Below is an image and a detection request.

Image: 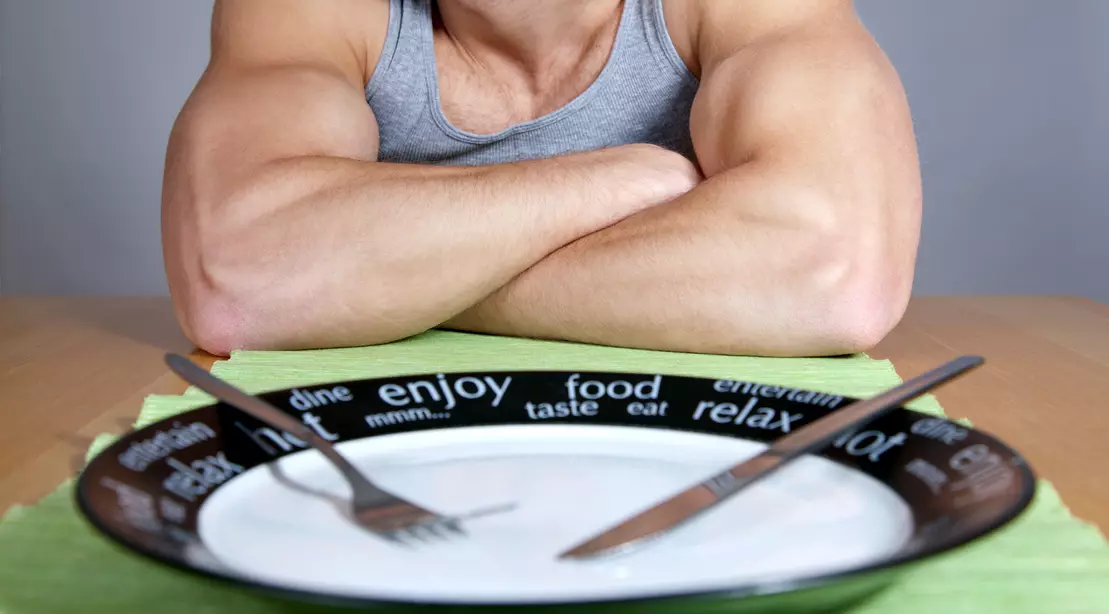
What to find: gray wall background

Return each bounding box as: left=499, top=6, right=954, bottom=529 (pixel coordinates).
left=1, top=0, right=1106, bottom=300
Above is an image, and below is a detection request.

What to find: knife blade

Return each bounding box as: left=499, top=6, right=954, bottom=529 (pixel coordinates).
left=557, top=355, right=985, bottom=560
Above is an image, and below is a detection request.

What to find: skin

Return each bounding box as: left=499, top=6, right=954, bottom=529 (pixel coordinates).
left=162, top=0, right=921, bottom=358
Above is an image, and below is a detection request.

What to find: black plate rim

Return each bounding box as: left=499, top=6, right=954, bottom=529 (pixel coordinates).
left=74, top=369, right=1039, bottom=609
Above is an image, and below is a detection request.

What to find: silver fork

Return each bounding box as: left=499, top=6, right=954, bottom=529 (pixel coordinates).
left=165, top=353, right=463, bottom=542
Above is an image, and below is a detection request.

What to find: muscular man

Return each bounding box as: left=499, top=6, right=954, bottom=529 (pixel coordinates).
left=162, top=0, right=921, bottom=358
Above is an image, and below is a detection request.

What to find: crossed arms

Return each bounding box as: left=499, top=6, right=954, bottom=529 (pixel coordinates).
left=162, top=0, right=921, bottom=358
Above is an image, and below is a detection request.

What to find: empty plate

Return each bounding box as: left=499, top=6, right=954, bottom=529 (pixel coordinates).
left=76, top=370, right=1035, bottom=612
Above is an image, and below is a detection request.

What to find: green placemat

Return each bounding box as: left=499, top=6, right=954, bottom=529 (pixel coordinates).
left=2, top=331, right=1107, bottom=613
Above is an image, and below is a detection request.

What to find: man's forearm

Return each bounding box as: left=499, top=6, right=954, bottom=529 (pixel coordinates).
left=444, top=7, right=921, bottom=358
left=166, top=145, right=695, bottom=354
left=443, top=165, right=908, bottom=357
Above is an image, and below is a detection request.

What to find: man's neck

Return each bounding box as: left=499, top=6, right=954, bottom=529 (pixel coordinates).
left=434, top=0, right=624, bottom=76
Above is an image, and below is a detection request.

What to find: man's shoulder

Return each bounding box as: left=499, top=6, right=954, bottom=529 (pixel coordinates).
left=211, top=0, right=390, bottom=84
left=661, top=0, right=860, bottom=75
left=659, top=0, right=768, bottom=77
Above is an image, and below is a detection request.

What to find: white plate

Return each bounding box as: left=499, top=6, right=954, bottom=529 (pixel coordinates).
left=77, top=370, right=1035, bottom=611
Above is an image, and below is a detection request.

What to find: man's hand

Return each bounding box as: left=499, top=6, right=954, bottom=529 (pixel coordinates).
left=162, top=1, right=699, bottom=355
left=444, top=0, right=922, bottom=356
left=598, top=144, right=702, bottom=215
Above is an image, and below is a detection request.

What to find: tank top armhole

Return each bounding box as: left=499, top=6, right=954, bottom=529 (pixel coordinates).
left=646, top=0, right=699, bottom=84
left=365, top=0, right=405, bottom=101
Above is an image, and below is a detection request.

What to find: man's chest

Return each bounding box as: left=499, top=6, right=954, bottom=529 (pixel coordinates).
left=432, top=32, right=617, bottom=135
left=365, top=0, right=701, bottom=136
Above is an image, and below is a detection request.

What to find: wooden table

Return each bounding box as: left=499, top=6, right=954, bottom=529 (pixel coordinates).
left=2, top=296, right=1107, bottom=537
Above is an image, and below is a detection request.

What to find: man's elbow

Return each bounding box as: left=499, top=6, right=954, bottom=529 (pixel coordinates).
left=816, top=256, right=912, bottom=356
left=166, top=242, right=278, bottom=356
left=172, top=283, right=251, bottom=357
left=170, top=272, right=426, bottom=356
left=821, top=290, right=906, bottom=355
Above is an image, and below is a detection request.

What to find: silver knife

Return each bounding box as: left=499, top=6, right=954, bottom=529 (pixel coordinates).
left=557, top=355, right=985, bottom=560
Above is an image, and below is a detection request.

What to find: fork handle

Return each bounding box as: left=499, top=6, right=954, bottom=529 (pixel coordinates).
left=165, top=353, right=377, bottom=495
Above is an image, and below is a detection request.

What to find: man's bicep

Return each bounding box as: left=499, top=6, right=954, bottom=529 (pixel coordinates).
left=688, top=2, right=918, bottom=189
left=167, top=0, right=383, bottom=206
left=171, top=65, right=380, bottom=183
left=684, top=1, right=921, bottom=330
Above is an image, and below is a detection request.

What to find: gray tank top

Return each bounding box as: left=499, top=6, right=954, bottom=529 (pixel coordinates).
left=364, top=0, right=700, bottom=166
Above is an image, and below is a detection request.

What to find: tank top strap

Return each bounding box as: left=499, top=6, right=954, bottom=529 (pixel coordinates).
left=639, top=0, right=698, bottom=80
left=365, top=0, right=423, bottom=103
